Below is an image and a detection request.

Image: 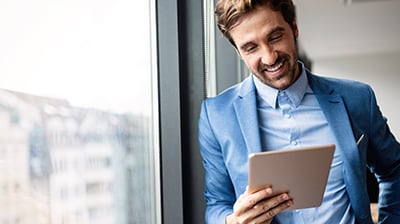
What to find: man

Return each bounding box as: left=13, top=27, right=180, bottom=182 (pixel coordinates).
left=198, top=0, right=400, bottom=223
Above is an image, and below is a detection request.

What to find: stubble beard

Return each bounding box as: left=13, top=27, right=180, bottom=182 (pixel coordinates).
left=256, top=51, right=298, bottom=90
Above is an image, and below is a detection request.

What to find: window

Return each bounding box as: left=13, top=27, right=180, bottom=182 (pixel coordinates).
left=0, top=0, right=160, bottom=224
left=203, top=0, right=249, bottom=96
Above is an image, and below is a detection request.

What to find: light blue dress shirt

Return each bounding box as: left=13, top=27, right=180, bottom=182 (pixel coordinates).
left=253, top=63, right=355, bottom=224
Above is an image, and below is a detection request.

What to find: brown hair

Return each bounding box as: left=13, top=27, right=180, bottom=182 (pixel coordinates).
left=215, top=0, right=296, bottom=46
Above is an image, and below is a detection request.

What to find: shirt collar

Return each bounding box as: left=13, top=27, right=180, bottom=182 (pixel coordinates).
left=253, top=61, right=309, bottom=109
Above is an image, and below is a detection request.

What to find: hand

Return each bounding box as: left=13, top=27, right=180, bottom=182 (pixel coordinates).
left=226, top=187, right=293, bottom=224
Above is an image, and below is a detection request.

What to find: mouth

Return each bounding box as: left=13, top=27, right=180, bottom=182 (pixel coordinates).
left=264, top=59, right=285, bottom=72
left=260, top=57, right=287, bottom=75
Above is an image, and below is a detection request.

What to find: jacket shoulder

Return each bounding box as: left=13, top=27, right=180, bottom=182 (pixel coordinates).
left=203, top=76, right=254, bottom=108
left=308, top=72, right=373, bottom=96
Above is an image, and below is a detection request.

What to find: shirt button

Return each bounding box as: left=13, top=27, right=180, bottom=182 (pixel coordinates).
left=284, top=114, right=291, bottom=119
left=291, top=140, right=297, bottom=146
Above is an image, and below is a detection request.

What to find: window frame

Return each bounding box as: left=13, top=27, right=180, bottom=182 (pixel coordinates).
left=156, top=0, right=184, bottom=223
left=156, top=0, right=245, bottom=223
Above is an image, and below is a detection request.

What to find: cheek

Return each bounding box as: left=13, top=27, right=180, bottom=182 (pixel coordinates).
left=280, top=39, right=297, bottom=56
left=242, top=55, right=260, bottom=71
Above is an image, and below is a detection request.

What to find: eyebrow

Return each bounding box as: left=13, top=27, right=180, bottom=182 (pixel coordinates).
left=239, top=26, right=286, bottom=51
left=268, top=26, right=285, bottom=37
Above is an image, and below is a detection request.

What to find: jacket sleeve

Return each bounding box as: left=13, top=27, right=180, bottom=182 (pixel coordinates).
left=365, top=86, right=400, bottom=223
left=198, top=100, right=236, bottom=224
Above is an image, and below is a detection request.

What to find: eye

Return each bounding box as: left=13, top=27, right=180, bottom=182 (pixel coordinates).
left=269, top=32, right=283, bottom=43
left=242, top=44, right=258, bottom=54
left=245, top=46, right=256, bottom=52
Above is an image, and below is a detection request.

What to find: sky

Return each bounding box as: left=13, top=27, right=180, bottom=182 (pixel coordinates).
left=0, top=0, right=154, bottom=115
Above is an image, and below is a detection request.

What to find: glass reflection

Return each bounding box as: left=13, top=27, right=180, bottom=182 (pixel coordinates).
left=0, top=0, right=158, bottom=223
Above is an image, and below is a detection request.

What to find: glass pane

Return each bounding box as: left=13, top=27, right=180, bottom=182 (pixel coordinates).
left=203, top=0, right=249, bottom=97
left=203, top=0, right=217, bottom=97
left=0, top=0, right=160, bottom=224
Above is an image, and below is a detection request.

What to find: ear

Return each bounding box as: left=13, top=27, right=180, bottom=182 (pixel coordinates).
left=292, top=20, right=299, bottom=39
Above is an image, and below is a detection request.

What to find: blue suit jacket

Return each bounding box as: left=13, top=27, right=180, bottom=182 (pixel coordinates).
left=199, top=70, right=400, bottom=224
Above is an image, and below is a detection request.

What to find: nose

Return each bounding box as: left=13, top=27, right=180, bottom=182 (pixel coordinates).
left=260, top=45, right=278, bottom=65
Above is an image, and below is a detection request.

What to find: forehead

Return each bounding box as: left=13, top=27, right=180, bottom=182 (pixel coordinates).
left=230, top=5, right=289, bottom=45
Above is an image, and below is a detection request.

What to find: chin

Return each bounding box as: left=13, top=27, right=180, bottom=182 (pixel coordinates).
left=272, top=79, right=293, bottom=90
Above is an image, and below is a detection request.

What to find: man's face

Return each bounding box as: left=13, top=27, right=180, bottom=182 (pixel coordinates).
left=230, top=4, right=300, bottom=90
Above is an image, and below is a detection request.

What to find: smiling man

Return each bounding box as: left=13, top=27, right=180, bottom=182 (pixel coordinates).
left=198, top=0, right=400, bottom=224
left=230, top=4, right=299, bottom=90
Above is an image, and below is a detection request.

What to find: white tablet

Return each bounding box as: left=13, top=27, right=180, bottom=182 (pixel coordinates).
left=248, top=144, right=335, bottom=210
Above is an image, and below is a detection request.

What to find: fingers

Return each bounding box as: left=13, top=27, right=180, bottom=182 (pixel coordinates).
left=254, top=193, right=292, bottom=213
left=234, top=187, right=273, bottom=215
left=230, top=187, right=293, bottom=224
left=250, top=200, right=293, bottom=224
left=252, top=194, right=293, bottom=223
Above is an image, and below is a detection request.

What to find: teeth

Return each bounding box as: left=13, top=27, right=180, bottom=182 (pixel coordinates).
left=266, top=60, right=284, bottom=72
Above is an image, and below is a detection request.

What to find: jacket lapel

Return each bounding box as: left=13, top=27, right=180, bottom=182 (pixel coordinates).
left=315, top=94, right=359, bottom=159
left=308, top=73, right=364, bottom=184
left=233, top=76, right=263, bottom=155
left=308, top=73, right=371, bottom=219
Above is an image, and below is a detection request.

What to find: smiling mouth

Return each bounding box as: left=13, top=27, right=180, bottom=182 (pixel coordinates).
left=260, top=58, right=286, bottom=74
left=265, top=60, right=284, bottom=72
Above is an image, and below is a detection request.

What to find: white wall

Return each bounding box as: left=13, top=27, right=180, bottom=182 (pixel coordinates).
left=312, top=51, right=400, bottom=140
